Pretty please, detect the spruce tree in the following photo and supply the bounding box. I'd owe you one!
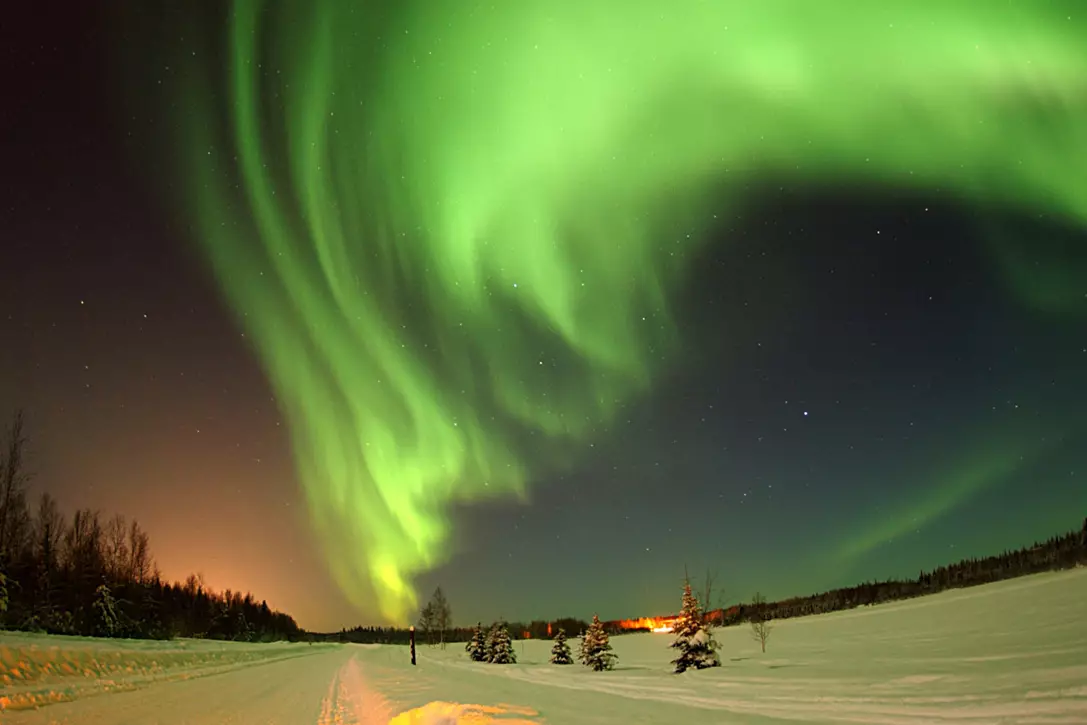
[93,583,119,638]
[579,614,617,671]
[465,622,487,662]
[234,609,253,642]
[484,621,499,662]
[549,627,573,664]
[670,581,720,673]
[489,620,517,664]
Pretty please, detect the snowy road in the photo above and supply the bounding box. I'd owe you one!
[4,646,363,725]
[1,640,545,725]
[3,569,1087,724]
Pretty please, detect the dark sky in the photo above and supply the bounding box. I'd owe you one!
[2,5,1085,632]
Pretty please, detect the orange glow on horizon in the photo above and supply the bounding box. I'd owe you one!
[614,616,678,633]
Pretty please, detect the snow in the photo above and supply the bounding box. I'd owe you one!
[2,567,1086,724]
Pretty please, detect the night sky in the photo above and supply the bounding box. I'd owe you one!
[3,3,1085,632]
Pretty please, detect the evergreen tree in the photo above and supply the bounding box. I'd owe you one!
[549,627,573,664]
[670,581,720,673]
[93,583,119,638]
[484,621,498,661]
[465,621,487,662]
[489,620,517,664]
[234,608,253,642]
[579,614,616,671]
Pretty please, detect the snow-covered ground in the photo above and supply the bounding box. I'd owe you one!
[2,567,1086,724]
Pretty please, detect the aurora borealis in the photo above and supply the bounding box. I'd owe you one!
[177,0,1086,622]
[2,1,1085,630]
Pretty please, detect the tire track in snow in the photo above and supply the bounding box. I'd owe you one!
[320,649,544,724]
[317,652,396,725]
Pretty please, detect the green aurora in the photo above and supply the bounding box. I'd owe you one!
[175,0,1086,622]
[835,432,1060,565]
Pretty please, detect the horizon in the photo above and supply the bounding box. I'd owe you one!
[3,0,1085,634]
[311,514,1087,633]
[3,2,1086,722]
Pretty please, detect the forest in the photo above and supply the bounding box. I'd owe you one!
[0,411,299,641]
[709,519,1087,626]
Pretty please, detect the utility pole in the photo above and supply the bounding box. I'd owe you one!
[410,625,417,666]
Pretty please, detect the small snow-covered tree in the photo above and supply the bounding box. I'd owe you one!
[489,621,516,664]
[93,583,120,638]
[465,622,487,662]
[549,627,573,664]
[670,580,720,673]
[484,621,498,661]
[579,614,616,671]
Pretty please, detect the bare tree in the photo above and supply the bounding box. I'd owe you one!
[34,493,65,566]
[0,410,32,564]
[182,573,201,597]
[750,592,772,653]
[33,493,66,605]
[128,519,152,584]
[104,514,129,583]
[683,565,723,629]
[701,569,725,628]
[1,503,30,566]
[63,509,104,591]
[431,587,451,649]
[417,601,436,646]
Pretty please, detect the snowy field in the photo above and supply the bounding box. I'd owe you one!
[2,567,1086,724]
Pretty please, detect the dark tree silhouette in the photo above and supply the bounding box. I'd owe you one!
[417,601,436,645]
[0,411,300,642]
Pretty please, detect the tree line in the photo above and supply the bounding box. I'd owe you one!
[327,517,1087,651]
[322,616,591,646]
[704,518,1087,627]
[0,410,299,641]
[597,519,1087,636]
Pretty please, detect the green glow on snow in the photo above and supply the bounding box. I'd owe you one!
[177,0,1086,621]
